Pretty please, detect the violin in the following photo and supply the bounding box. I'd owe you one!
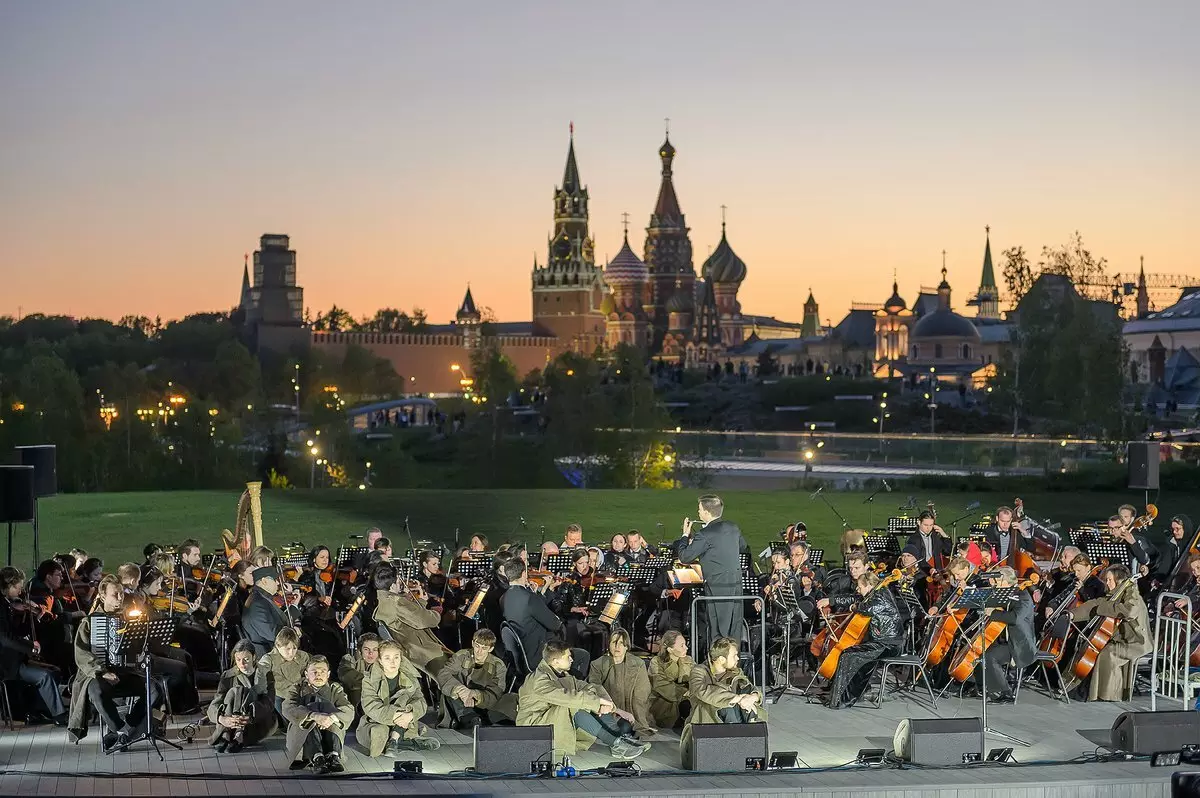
[948,574,1039,682]
[150,577,194,614]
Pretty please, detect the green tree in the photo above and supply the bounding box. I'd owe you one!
[1001,246,1034,307]
[1039,231,1113,302]
[469,343,518,405]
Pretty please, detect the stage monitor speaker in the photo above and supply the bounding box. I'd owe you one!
[1111,710,1200,754]
[0,466,36,524]
[473,724,554,775]
[15,445,57,498]
[894,717,982,766]
[684,722,769,771]
[1127,441,1159,491]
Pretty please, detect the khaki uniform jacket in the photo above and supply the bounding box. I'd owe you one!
[436,649,516,722]
[357,659,428,757]
[647,653,694,729]
[517,659,610,756]
[206,666,276,745]
[337,653,368,707]
[681,661,766,751]
[67,616,103,739]
[281,680,356,762]
[374,591,449,675]
[257,647,312,703]
[587,654,654,734]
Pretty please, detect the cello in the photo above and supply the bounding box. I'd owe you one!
[927,581,971,667]
[816,570,904,680]
[948,574,1039,682]
[1069,576,1136,681]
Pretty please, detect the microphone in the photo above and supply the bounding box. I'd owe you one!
[809,486,823,500]
[347,535,365,540]
[966,501,981,511]
[882,479,892,493]
[520,517,527,527]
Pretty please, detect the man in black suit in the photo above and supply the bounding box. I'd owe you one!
[241,568,290,656]
[906,511,953,571]
[677,494,750,653]
[972,566,1036,703]
[984,506,1034,570]
[500,559,590,678]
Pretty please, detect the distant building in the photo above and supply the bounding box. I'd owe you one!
[1124,286,1200,402]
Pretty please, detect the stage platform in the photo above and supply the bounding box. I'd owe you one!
[0,686,1186,797]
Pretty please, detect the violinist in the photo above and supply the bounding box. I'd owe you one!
[0,566,67,725]
[297,545,347,663]
[415,551,441,588]
[372,563,449,677]
[132,566,202,713]
[468,534,488,554]
[822,571,904,709]
[67,575,163,749]
[1036,546,1082,628]
[502,559,588,677]
[242,566,290,656]
[28,559,79,675]
[1105,515,1156,577]
[551,548,607,662]
[604,534,630,573]
[561,524,585,551]
[984,507,1034,570]
[966,567,1036,704]
[789,541,827,589]
[908,511,953,571]
[69,548,89,573]
[1155,515,1192,588]
[1068,563,1150,701]
[76,557,105,610]
[928,556,974,610]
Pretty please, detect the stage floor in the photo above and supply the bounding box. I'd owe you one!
[0,683,1184,797]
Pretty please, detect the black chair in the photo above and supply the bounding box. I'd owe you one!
[500,622,532,690]
[1013,650,1070,704]
[873,625,938,709]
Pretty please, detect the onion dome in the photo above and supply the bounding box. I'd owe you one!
[937,265,951,291]
[884,280,907,312]
[911,308,980,340]
[599,294,616,316]
[701,223,747,284]
[666,284,693,314]
[604,235,649,286]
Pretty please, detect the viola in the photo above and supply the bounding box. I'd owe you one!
[949,574,1039,682]
[816,570,904,679]
[318,565,335,584]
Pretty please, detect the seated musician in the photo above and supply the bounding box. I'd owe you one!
[1068,563,1151,701]
[282,655,354,774]
[296,545,346,663]
[242,566,289,656]
[27,559,80,674]
[68,575,163,748]
[587,628,655,738]
[358,639,441,756]
[437,628,516,730]
[415,551,441,588]
[0,566,67,725]
[587,546,604,572]
[648,629,694,730]
[69,548,89,573]
[819,550,871,604]
[372,563,449,677]
[927,556,974,612]
[908,511,953,570]
[337,632,380,709]
[116,563,141,594]
[625,530,657,563]
[142,543,163,567]
[468,534,488,554]
[682,636,765,763]
[1156,515,1192,587]
[821,571,905,709]
[604,534,630,572]
[258,626,312,720]
[366,536,393,573]
[551,548,608,662]
[1171,554,1200,609]
[249,546,274,568]
[1071,555,1107,602]
[129,565,201,714]
[208,639,276,752]
[985,506,1034,570]
[540,541,560,562]
[967,567,1036,704]
[352,528,384,573]
[1105,515,1156,579]
[561,523,585,551]
[501,559,590,677]
[517,639,650,760]
[789,541,827,587]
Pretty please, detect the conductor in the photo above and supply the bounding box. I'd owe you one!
[677,494,750,652]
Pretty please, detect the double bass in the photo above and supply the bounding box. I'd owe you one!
[948,574,1039,682]
[816,570,904,680]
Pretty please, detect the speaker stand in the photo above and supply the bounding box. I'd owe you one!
[978,656,1029,751]
[5,522,12,566]
[32,499,41,567]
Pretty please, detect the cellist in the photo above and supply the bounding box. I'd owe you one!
[1067,563,1150,701]
[819,571,904,709]
[965,567,1036,704]
[907,511,952,572]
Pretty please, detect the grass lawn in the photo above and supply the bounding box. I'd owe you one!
[8,486,1194,569]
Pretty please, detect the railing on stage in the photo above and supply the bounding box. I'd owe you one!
[689,594,768,694]
[1149,591,1195,711]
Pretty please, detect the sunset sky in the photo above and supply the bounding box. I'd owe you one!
[1,1,1196,328]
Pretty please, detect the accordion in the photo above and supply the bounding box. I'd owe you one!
[88,613,128,668]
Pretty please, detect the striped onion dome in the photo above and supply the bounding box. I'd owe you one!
[604,235,649,286]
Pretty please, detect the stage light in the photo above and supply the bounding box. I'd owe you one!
[1151,750,1182,767]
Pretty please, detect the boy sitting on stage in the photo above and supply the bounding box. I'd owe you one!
[682,635,766,764]
[208,639,276,752]
[257,626,312,722]
[358,640,442,757]
[337,632,380,708]
[587,628,656,738]
[282,655,355,774]
[437,629,516,730]
[517,639,649,760]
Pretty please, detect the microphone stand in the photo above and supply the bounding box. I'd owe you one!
[862,483,888,532]
[812,489,850,529]
[947,510,978,548]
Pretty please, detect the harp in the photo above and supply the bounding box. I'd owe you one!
[222,482,262,566]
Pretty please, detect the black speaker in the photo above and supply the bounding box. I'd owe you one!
[1112,711,1200,754]
[895,717,982,765]
[684,722,769,771]
[473,724,554,775]
[1127,441,1159,491]
[0,466,36,523]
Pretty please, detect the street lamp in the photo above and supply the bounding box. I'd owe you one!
[927,402,938,434]
[309,446,320,489]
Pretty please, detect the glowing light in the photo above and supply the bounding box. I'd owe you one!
[11,402,25,412]
[566,369,575,376]
[310,446,319,456]
[358,484,366,491]
[450,364,461,372]
[803,450,814,460]
[663,454,673,463]
[208,408,219,417]
[675,426,682,433]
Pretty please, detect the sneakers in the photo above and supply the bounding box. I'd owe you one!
[453,711,482,732]
[289,758,308,771]
[610,736,650,759]
[383,738,403,757]
[396,736,442,752]
[311,753,328,774]
[325,753,344,773]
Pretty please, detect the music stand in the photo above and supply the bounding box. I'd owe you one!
[739,552,753,572]
[669,564,704,587]
[337,545,368,569]
[766,581,806,702]
[110,616,180,760]
[463,583,489,621]
[453,557,492,585]
[887,516,918,535]
[954,585,1027,751]
[1085,541,1133,569]
[544,553,577,575]
[864,534,899,561]
[588,582,631,626]
[768,541,790,557]
[808,548,826,567]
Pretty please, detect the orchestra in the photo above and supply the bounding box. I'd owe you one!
[4,486,1192,775]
